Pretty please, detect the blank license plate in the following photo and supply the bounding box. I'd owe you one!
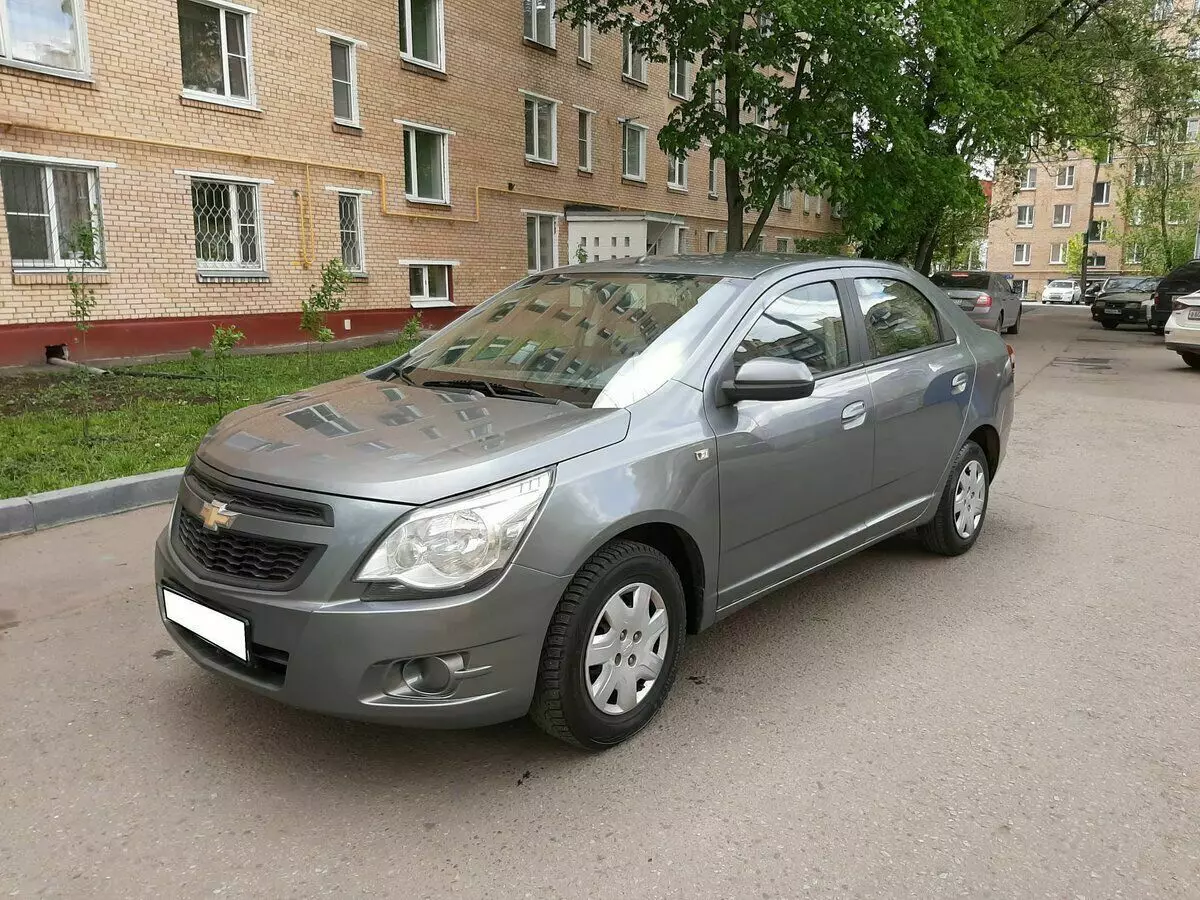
[1106,307,1123,314]
[1189,309,1200,320]
[162,587,248,661]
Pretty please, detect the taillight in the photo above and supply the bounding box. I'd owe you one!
[1006,343,1015,373]
[1173,300,1190,311]
[976,293,992,308]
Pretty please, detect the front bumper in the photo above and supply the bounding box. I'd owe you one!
[1097,305,1148,325]
[155,527,571,727]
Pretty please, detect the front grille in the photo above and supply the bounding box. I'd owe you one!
[188,471,332,526]
[175,508,315,588]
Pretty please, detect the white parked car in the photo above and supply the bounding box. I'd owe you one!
[1042,280,1081,304]
[1164,290,1200,369]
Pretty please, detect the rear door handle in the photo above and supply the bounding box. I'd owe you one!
[951,372,970,394]
[841,400,867,429]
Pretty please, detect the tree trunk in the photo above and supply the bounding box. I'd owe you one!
[1080,157,1100,298]
[913,213,942,275]
[722,29,744,252]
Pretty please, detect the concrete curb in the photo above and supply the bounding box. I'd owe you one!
[0,468,184,539]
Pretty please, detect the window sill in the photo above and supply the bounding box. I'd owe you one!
[1054,185,1074,190]
[1019,186,1036,191]
[669,92,690,102]
[577,168,594,178]
[1016,224,1034,229]
[409,298,455,309]
[622,176,647,186]
[523,37,557,55]
[12,269,111,285]
[667,185,688,194]
[197,271,269,283]
[401,57,448,80]
[0,59,95,85]
[1012,262,1031,267]
[333,121,362,135]
[180,93,263,117]
[708,192,719,200]
[577,57,593,69]
[1051,224,1072,228]
[525,158,558,169]
[621,74,649,89]
[405,196,451,208]
[347,273,369,282]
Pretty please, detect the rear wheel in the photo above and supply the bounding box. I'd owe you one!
[1181,351,1200,370]
[1005,306,1021,335]
[995,313,1004,334]
[919,441,990,557]
[531,540,685,749]
[1101,320,1119,330]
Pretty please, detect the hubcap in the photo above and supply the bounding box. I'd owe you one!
[584,583,669,716]
[953,460,987,539]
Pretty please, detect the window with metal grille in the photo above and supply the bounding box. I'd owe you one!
[577,109,593,171]
[190,179,263,271]
[776,238,788,252]
[402,124,449,203]
[1,161,104,270]
[668,153,688,190]
[400,0,443,69]
[408,264,451,305]
[621,123,646,180]
[526,214,556,272]
[178,0,253,104]
[1,0,88,74]
[523,0,554,46]
[523,93,557,164]
[330,39,357,125]
[337,193,364,273]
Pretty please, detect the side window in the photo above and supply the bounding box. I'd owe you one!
[733,282,850,376]
[854,278,943,359]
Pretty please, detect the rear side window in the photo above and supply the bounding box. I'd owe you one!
[733,282,850,376]
[855,278,943,359]
[931,272,990,290]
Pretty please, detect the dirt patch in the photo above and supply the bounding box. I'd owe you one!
[0,370,216,418]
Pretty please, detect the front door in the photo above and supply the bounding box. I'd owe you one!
[846,273,972,529]
[707,276,876,610]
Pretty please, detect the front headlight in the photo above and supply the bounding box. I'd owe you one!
[357,469,553,590]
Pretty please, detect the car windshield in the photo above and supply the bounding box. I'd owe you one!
[389,272,744,408]
[931,272,991,290]
[1048,281,1075,289]
[1104,278,1141,291]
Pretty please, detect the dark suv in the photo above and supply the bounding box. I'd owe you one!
[1150,261,1200,335]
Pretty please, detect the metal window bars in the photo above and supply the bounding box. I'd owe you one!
[338,193,363,273]
[191,179,262,271]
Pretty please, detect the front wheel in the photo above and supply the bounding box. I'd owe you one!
[531,540,686,749]
[919,441,990,557]
[1181,351,1200,370]
[1101,320,1119,330]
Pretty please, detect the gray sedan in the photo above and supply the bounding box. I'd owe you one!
[155,255,1015,748]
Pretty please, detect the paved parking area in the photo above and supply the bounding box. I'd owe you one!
[2,305,1198,898]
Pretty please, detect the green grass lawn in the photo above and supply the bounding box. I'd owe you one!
[0,339,416,499]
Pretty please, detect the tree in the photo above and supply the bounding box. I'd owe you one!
[300,258,350,371]
[556,0,908,250]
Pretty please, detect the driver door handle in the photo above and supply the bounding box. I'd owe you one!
[951,372,970,394]
[841,400,867,429]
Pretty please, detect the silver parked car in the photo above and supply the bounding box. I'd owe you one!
[930,270,1023,334]
[156,255,1016,748]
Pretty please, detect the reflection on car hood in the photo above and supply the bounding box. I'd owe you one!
[194,375,630,504]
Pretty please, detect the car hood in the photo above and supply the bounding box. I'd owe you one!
[194,375,631,505]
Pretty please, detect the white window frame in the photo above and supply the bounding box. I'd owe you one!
[1090,219,1108,243]
[802,192,812,214]
[521,90,559,166]
[577,22,590,62]
[1055,165,1075,188]
[1014,243,1031,265]
[1052,203,1072,227]
[396,119,453,205]
[1086,253,1107,269]
[1093,181,1110,205]
[1,158,107,270]
[523,0,555,47]
[1127,244,1143,265]
[525,212,559,273]
[708,154,719,198]
[1019,167,1037,190]
[780,187,793,211]
[667,152,688,191]
[183,173,267,273]
[0,0,91,79]
[621,121,647,181]
[574,106,593,172]
[622,32,646,82]
[1049,242,1066,264]
[1016,204,1034,227]
[399,0,445,71]
[337,191,366,274]
[403,260,456,307]
[668,51,691,100]
[326,36,360,126]
[178,0,258,109]
[1134,162,1150,187]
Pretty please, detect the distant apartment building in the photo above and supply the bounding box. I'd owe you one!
[0,0,839,366]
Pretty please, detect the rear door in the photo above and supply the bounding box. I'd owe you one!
[708,275,876,608]
[843,271,973,535]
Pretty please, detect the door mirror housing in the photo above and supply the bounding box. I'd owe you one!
[721,357,816,404]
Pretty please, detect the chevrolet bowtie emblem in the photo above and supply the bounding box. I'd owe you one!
[200,500,236,532]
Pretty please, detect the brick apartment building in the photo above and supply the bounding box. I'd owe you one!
[0,0,840,367]
[986,148,1137,300]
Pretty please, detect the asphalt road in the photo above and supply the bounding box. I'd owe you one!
[2,304,1199,898]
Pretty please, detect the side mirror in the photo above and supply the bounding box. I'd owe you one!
[721,357,816,404]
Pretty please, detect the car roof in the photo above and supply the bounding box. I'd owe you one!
[547,253,894,280]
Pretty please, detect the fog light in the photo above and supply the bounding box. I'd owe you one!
[401,656,454,695]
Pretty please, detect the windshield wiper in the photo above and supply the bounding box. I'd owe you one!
[416,378,571,406]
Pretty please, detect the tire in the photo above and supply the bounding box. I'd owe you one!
[1101,320,1119,330]
[995,313,1004,334]
[918,441,990,557]
[1005,306,1021,335]
[1181,351,1200,370]
[530,540,686,749]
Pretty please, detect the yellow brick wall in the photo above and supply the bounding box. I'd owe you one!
[0,0,841,328]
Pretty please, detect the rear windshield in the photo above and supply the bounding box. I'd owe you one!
[931,272,990,290]
[1048,281,1076,289]
[1159,261,1200,294]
